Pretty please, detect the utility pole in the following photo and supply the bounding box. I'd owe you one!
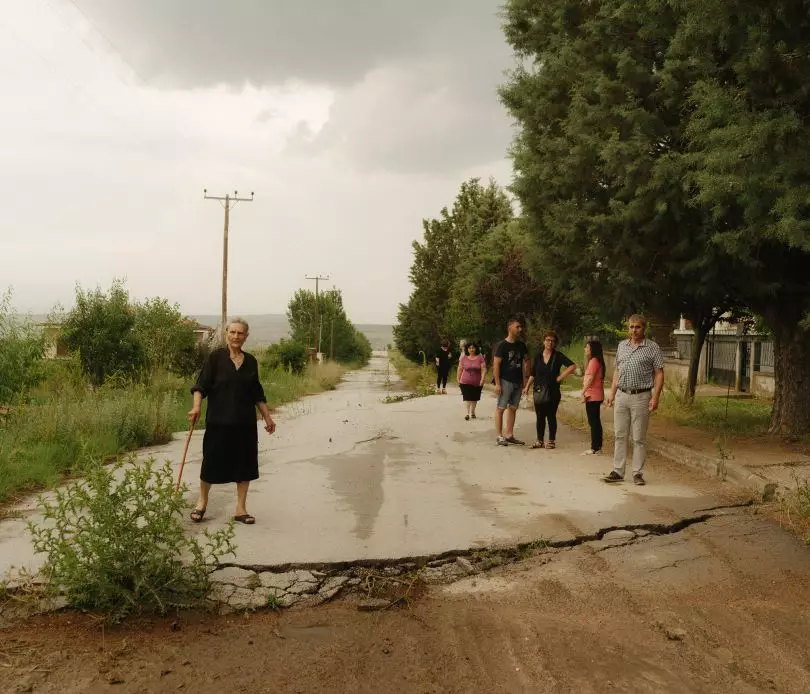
[204,189,254,344]
[330,318,335,361]
[304,274,329,354]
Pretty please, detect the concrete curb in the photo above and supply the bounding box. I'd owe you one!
[554,395,779,501]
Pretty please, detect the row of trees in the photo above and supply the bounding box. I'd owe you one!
[498,0,809,435]
[394,178,582,360]
[395,2,809,435]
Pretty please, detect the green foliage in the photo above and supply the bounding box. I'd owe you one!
[132,298,200,376]
[499,0,810,433]
[287,287,371,365]
[60,280,145,386]
[60,280,209,386]
[27,456,236,621]
[0,289,47,404]
[444,221,580,354]
[394,178,515,360]
[261,338,308,374]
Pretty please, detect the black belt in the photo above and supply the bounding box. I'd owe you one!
[619,387,651,395]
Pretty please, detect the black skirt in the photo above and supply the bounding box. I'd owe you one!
[459,384,483,402]
[200,423,259,484]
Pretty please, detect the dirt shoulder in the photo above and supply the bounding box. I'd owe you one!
[4,504,810,694]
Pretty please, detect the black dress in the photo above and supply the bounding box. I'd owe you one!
[191,348,267,484]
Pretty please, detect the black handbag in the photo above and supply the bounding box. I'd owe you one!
[533,353,556,406]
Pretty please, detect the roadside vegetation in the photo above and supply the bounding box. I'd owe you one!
[0,281,361,503]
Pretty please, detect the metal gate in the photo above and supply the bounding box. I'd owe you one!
[707,339,737,387]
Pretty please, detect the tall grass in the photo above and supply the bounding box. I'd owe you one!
[0,357,346,503]
[0,378,187,502]
[389,350,442,395]
[658,377,771,435]
[259,360,346,407]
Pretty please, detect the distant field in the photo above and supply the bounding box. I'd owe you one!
[191,314,393,350]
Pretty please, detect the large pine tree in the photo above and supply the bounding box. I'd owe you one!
[500,0,810,434]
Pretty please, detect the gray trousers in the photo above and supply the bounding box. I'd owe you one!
[613,390,651,477]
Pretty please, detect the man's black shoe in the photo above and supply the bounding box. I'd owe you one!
[602,471,624,483]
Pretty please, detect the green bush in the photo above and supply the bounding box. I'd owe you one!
[60,280,146,386]
[27,456,236,622]
[261,339,308,374]
[0,290,47,404]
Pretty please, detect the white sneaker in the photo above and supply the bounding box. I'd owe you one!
[581,449,601,455]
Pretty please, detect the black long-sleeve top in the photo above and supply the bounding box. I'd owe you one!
[191,348,266,426]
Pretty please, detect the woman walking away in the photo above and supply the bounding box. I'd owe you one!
[457,342,486,420]
[188,318,276,525]
[524,331,576,450]
[581,340,606,455]
[435,339,452,394]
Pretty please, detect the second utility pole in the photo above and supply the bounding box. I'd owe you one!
[305,274,329,355]
[204,189,254,343]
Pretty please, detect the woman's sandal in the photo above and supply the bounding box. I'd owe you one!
[546,441,556,450]
[190,507,206,523]
[530,441,545,449]
[233,514,256,525]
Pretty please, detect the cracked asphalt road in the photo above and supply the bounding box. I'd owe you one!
[2,353,810,692]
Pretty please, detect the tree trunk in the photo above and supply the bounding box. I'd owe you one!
[685,320,711,403]
[768,318,810,436]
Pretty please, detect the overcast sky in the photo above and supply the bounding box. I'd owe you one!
[1,0,516,324]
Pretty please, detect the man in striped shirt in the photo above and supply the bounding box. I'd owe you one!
[603,314,664,486]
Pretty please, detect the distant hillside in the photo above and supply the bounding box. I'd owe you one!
[24,312,393,351]
[191,315,393,350]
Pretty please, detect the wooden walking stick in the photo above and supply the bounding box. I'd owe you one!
[175,421,196,493]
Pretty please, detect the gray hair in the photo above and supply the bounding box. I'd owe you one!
[227,317,250,333]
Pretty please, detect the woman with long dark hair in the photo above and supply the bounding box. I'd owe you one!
[581,339,606,455]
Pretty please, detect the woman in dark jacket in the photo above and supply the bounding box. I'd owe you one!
[188,318,276,525]
[435,339,452,394]
[523,331,576,449]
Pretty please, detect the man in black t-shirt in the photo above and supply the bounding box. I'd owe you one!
[493,318,530,446]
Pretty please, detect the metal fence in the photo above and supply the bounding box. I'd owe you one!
[677,333,774,389]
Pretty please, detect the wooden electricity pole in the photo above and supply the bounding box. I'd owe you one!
[305,274,329,354]
[204,189,254,343]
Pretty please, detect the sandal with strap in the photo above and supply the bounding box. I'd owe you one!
[530,441,545,449]
[190,507,206,523]
[546,441,556,450]
[233,514,256,525]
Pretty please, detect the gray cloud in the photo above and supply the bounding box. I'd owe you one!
[74,0,507,88]
[73,0,515,174]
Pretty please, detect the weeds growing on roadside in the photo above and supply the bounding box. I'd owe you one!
[780,472,810,544]
[0,358,346,502]
[27,455,236,622]
[388,350,440,398]
[0,371,188,502]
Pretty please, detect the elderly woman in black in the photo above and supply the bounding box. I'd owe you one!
[188,318,276,525]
